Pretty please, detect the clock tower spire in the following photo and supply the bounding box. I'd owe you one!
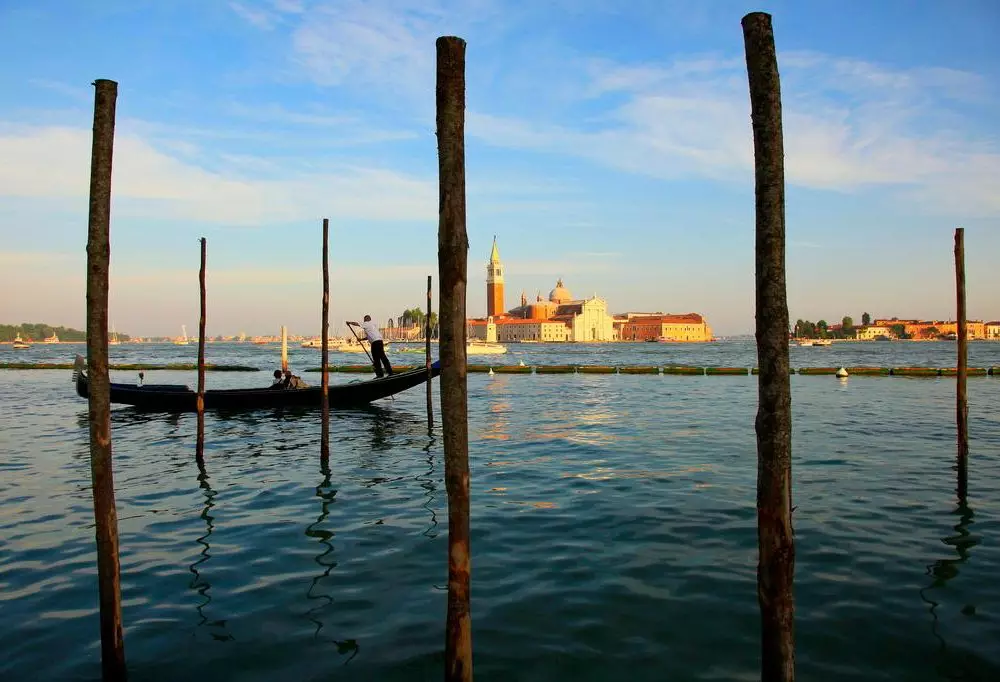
[486,235,504,318]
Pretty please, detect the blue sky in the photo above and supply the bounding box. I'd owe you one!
[1,0,998,337]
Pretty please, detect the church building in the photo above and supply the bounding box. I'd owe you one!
[467,238,616,342]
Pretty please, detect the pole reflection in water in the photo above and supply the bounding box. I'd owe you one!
[418,434,440,539]
[918,453,980,679]
[189,462,233,641]
[303,461,359,661]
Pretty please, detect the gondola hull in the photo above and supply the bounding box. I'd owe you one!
[73,361,440,412]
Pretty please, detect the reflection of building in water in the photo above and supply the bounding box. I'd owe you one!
[482,377,512,442]
[467,236,711,342]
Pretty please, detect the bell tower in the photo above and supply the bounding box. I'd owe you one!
[486,235,505,318]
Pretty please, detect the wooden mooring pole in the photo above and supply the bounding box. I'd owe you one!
[426,274,434,431]
[196,237,207,466]
[86,77,127,682]
[955,228,969,463]
[743,12,795,682]
[321,218,330,463]
[436,35,473,682]
[281,325,288,373]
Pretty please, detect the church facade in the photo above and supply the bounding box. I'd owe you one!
[467,239,616,342]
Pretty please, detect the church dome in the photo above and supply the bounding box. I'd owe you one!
[548,278,573,304]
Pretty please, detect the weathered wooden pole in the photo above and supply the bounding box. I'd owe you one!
[426,274,434,430]
[321,218,330,462]
[196,237,207,465]
[436,35,473,682]
[281,325,288,372]
[742,12,795,682]
[86,77,127,682]
[955,227,969,460]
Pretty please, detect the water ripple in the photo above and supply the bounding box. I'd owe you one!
[0,358,998,681]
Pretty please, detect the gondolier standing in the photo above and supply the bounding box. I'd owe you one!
[348,315,394,378]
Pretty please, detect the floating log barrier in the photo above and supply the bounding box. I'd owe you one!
[891,367,942,377]
[797,367,840,376]
[743,11,795,681]
[577,365,616,374]
[706,366,750,375]
[534,365,577,374]
[663,365,705,375]
[5,361,998,377]
[619,366,660,374]
[941,367,987,377]
[491,365,532,374]
[86,77,127,682]
[845,367,889,376]
[436,34,473,682]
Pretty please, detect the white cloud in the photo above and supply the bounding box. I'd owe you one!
[467,53,1000,216]
[0,123,437,224]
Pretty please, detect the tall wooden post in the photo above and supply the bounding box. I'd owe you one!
[426,274,434,430]
[196,237,207,465]
[86,77,127,682]
[281,325,288,372]
[955,228,968,461]
[743,12,795,682]
[436,35,473,682]
[321,218,330,462]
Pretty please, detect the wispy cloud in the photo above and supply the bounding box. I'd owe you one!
[0,123,437,224]
[466,52,1000,216]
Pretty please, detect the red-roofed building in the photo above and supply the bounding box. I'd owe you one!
[617,313,714,342]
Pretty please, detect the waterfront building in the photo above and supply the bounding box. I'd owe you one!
[874,318,986,339]
[615,313,714,342]
[987,321,1000,340]
[856,325,895,341]
[466,238,708,342]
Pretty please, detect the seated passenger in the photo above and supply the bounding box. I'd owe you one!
[268,369,284,389]
[283,370,308,389]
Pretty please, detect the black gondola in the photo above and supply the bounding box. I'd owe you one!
[71,355,440,412]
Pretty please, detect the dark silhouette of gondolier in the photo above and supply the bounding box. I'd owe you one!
[348,315,394,378]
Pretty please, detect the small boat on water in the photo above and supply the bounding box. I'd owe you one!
[12,333,30,350]
[467,341,507,355]
[43,333,59,343]
[71,355,440,412]
[301,336,353,350]
[173,325,189,346]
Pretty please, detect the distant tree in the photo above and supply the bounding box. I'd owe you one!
[890,323,909,339]
[862,312,871,326]
[842,316,854,331]
[923,326,940,339]
[817,320,828,338]
[1,322,91,342]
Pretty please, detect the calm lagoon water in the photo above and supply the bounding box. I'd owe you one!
[1,341,998,681]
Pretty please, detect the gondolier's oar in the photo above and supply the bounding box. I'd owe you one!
[347,322,394,400]
[347,322,375,365]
